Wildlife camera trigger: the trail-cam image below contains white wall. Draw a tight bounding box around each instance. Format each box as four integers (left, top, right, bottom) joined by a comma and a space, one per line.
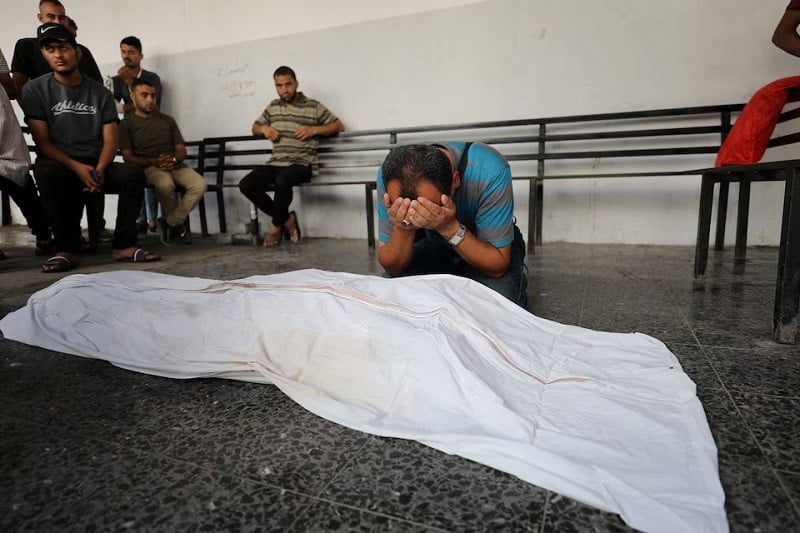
4, 0, 798, 244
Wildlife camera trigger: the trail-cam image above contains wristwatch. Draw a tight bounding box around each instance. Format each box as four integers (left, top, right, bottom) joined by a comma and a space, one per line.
448, 224, 467, 247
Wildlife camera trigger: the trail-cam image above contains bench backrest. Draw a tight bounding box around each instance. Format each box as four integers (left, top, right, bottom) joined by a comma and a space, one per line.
196, 103, 746, 190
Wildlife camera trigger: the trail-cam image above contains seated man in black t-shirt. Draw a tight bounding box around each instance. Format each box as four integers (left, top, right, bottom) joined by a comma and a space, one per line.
11, 0, 109, 247
19, 24, 160, 273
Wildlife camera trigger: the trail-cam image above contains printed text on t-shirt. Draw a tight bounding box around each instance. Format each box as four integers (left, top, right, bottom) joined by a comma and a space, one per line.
51, 100, 97, 115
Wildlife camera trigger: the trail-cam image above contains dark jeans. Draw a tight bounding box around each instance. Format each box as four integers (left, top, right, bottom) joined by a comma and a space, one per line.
0, 173, 50, 240
84, 193, 106, 243
33, 158, 145, 254
238, 164, 312, 226
401, 225, 529, 308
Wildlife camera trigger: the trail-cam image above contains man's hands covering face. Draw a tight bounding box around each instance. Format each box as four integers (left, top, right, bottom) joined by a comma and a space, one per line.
383, 193, 457, 234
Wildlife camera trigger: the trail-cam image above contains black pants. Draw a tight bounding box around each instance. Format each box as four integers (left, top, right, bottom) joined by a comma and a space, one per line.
33, 158, 144, 254
0, 173, 50, 241
238, 164, 311, 226
84, 193, 106, 243
402, 225, 529, 309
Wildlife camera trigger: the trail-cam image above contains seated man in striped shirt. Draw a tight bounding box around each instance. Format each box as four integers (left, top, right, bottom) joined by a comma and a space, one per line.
239, 65, 344, 247
376, 143, 528, 308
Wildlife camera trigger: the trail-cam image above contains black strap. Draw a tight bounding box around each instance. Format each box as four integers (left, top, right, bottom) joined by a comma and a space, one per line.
456, 142, 472, 176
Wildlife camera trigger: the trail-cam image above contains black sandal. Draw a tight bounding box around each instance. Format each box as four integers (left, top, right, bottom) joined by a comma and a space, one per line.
41, 254, 78, 273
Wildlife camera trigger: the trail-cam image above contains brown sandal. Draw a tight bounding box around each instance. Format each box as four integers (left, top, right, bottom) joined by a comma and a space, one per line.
113, 248, 161, 263
263, 224, 283, 247
283, 211, 302, 244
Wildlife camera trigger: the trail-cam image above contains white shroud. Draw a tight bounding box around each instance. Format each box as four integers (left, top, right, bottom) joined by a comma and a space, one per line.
0, 269, 727, 533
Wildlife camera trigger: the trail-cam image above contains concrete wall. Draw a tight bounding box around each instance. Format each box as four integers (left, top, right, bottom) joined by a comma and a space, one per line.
4, 0, 798, 244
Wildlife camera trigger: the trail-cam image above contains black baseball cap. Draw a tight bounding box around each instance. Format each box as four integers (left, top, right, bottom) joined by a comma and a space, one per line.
37, 23, 76, 47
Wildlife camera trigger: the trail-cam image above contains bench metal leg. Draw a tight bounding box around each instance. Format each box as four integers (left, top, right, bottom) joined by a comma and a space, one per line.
527, 179, 538, 255
733, 181, 751, 274
1, 190, 10, 225
535, 180, 543, 245
714, 181, 729, 250
217, 188, 227, 234
773, 170, 800, 344
198, 197, 209, 237
248, 203, 260, 246
365, 183, 376, 250
694, 175, 715, 280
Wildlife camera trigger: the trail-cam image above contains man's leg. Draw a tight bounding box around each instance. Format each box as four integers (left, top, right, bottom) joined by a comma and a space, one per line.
166, 166, 207, 227
238, 166, 279, 218
0, 173, 51, 243
401, 236, 462, 275
32, 158, 83, 256
145, 166, 178, 219
85, 193, 107, 245
102, 162, 145, 251
463, 225, 528, 308
272, 165, 311, 226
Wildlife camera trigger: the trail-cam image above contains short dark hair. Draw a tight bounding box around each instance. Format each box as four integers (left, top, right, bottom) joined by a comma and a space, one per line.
273, 65, 296, 80
120, 36, 142, 52
67, 17, 77, 30
381, 145, 453, 198
131, 78, 155, 91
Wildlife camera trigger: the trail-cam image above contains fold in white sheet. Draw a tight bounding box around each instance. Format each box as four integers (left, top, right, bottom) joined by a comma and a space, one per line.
0, 269, 727, 533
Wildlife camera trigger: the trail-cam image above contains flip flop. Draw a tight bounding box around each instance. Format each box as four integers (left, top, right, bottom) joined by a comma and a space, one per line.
284, 211, 302, 244
115, 248, 161, 263
41, 255, 78, 273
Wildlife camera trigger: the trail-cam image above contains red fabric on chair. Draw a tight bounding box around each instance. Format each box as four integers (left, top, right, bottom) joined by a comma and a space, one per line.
715, 76, 800, 166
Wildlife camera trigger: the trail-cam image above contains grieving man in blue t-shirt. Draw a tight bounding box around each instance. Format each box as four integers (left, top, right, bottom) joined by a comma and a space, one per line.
376, 142, 528, 308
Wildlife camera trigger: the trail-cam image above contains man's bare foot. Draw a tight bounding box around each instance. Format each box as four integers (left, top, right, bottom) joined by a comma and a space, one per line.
263, 224, 283, 247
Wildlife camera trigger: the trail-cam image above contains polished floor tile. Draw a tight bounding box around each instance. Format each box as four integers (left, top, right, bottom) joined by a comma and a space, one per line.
1, 227, 798, 531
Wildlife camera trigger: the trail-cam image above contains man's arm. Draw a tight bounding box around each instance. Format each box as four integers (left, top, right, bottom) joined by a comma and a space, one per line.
173, 143, 187, 162
253, 121, 281, 142
295, 119, 344, 142
0, 48, 15, 99
10, 39, 33, 98
376, 192, 512, 278
0, 74, 15, 100
415, 194, 512, 277
152, 73, 163, 108
121, 148, 161, 168
376, 194, 418, 275
773, 8, 800, 57
95, 122, 118, 179
27, 118, 99, 192
11, 73, 29, 100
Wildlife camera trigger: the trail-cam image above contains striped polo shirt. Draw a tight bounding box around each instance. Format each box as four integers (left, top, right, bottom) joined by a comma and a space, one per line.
255, 92, 338, 171
376, 141, 515, 248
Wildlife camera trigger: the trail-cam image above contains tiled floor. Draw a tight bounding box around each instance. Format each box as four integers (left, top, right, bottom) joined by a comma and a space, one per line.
1, 226, 798, 532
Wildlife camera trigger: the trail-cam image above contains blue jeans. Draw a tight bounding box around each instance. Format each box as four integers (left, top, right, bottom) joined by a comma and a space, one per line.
400, 225, 528, 309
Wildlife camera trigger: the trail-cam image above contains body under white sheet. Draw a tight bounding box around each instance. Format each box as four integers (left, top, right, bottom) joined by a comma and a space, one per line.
0, 269, 728, 532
